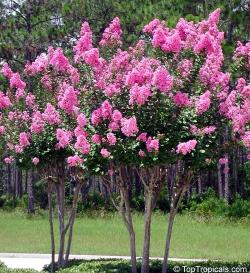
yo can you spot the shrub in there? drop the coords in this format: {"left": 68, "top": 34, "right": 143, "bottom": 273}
{"left": 43, "top": 259, "right": 250, "bottom": 273}
{"left": 185, "top": 188, "right": 228, "bottom": 219}
{"left": 227, "top": 195, "right": 250, "bottom": 218}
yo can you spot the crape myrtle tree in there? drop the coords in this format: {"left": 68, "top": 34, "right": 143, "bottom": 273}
{"left": 0, "top": 46, "right": 93, "bottom": 271}
{"left": 0, "top": 9, "right": 247, "bottom": 273}
{"left": 72, "top": 10, "right": 232, "bottom": 273}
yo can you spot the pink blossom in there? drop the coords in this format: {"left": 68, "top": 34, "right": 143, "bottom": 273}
{"left": 74, "top": 135, "right": 90, "bottom": 154}
{"left": 121, "top": 116, "right": 139, "bottom": 137}
{"left": 56, "top": 129, "right": 72, "bottom": 148}
{"left": 173, "top": 91, "right": 191, "bottom": 107}
{"left": 41, "top": 74, "right": 52, "bottom": 90}
{"left": 91, "top": 109, "right": 102, "bottom": 126}
{"left": 1, "top": 63, "right": 13, "bottom": 78}
{"left": 100, "top": 17, "right": 122, "bottom": 47}
{"left": 19, "top": 132, "right": 30, "bottom": 147}
{"left": 100, "top": 148, "right": 111, "bottom": 158}
{"left": 153, "top": 67, "right": 173, "bottom": 93}
{"left": 15, "top": 88, "right": 25, "bottom": 99}
{"left": 129, "top": 84, "right": 152, "bottom": 106}
{"left": 176, "top": 140, "right": 197, "bottom": 155}
{"left": 203, "top": 126, "right": 216, "bottom": 135}
{"left": 4, "top": 156, "right": 14, "bottom": 164}
{"left": 0, "top": 126, "right": 5, "bottom": 135}
{"left": 67, "top": 155, "right": 83, "bottom": 167}
{"left": 74, "top": 126, "right": 88, "bottom": 138}
{"left": 74, "top": 22, "right": 93, "bottom": 62}
{"left": 101, "top": 100, "right": 113, "bottom": 119}
{"left": 30, "top": 111, "right": 45, "bottom": 133}
{"left": 107, "top": 132, "right": 117, "bottom": 146}
{"left": 42, "top": 103, "right": 61, "bottom": 125}
{"left": 68, "top": 66, "right": 80, "bottom": 85}
{"left": 25, "top": 53, "right": 48, "bottom": 75}
{"left": 83, "top": 48, "right": 101, "bottom": 68}
{"left": 177, "top": 59, "right": 193, "bottom": 77}
{"left": 242, "top": 131, "right": 250, "bottom": 148}
{"left": 219, "top": 157, "right": 228, "bottom": 165}
{"left": 161, "top": 32, "right": 181, "bottom": 53}
{"left": 15, "top": 145, "right": 23, "bottom": 154}
{"left": 108, "top": 121, "right": 120, "bottom": 131}
{"left": 10, "top": 73, "right": 26, "bottom": 90}
{"left": 138, "top": 150, "right": 146, "bottom": 157}
{"left": 0, "top": 92, "right": 12, "bottom": 109}
{"left": 32, "top": 157, "right": 40, "bottom": 165}
{"left": 92, "top": 134, "right": 102, "bottom": 144}
{"left": 146, "top": 137, "right": 159, "bottom": 153}
{"left": 143, "top": 19, "right": 162, "bottom": 33}
{"left": 112, "top": 110, "right": 123, "bottom": 122}
{"left": 58, "top": 83, "right": 78, "bottom": 114}
{"left": 25, "top": 93, "right": 36, "bottom": 108}
{"left": 137, "top": 132, "right": 148, "bottom": 142}
{"left": 49, "top": 47, "right": 70, "bottom": 71}
{"left": 77, "top": 113, "right": 87, "bottom": 127}
{"left": 104, "top": 84, "right": 120, "bottom": 97}
{"left": 196, "top": 91, "right": 211, "bottom": 115}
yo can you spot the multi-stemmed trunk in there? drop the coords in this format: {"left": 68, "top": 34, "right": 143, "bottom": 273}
{"left": 43, "top": 161, "right": 83, "bottom": 272}
{"left": 103, "top": 165, "right": 137, "bottom": 273}
{"left": 162, "top": 169, "right": 193, "bottom": 273}
{"left": 136, "top": 166, "right": 166, "bottom": 273}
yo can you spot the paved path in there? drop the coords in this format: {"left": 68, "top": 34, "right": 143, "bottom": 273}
{"left": 0, "top": 253, "right": 208, "bottom": 271}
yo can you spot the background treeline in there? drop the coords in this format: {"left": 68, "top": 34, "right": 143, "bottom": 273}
{"left": 0, "top": 0, "right": 250, "bottom": 216}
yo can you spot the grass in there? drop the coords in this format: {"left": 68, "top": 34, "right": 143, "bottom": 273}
{"left": 0, "top": 210, "right": 249, "bottom": 261}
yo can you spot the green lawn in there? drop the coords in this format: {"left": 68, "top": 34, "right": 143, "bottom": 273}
{"left": 0, "top": 211, "right": 249, "bottom": 261}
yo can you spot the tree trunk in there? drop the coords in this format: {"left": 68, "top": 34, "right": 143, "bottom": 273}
{"left": 141, "top": 193, "right": 154, "bottom": 273}
{"left": 122, "top": 187, "right": 137, "bottom": 273}
{"left": 217, "top": 163, "right": 223, "bottom": 199}
{"left": 162, "top": 208, "right": 176, "bottom": 273}
{"left": 65, "top": 182, "right": 82, "bottom": 263}
{"left": 224, "top": 153, "right": 229, "bottom": 202}
{"left": 47, "top": 180, "right": 55, "bottom": 273}
{"left": 56, "top": 181, "right": 66, "bottom": 267}
{"left": 162, "top": 169, "right": 193, "bottom": 273}
{"left": 27, "top": 170, "right": 35, "bottom": 214}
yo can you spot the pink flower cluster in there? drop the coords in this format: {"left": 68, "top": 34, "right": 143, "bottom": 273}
{"left": 219, "top": 157, "right": 228, "bottom": 165}
{"left": 74, "top": 22, "right": 93, "bottom": 62}
{"left": 196, "top": 91, "right": 211, "bottom": 115}
{"left": 67, "top": 155, "right": 83, "bottom": 167}
{"left": 58, "top": 83, "right": 79, "bottom": 114}
{"left": 0, "top": 92, "right": 12, "bottom": 109}
{"left": 30, "top": 111, "right": 45, "bottom": 133}
{"left": 121, "top": 116, "right": 139, "bottom": 137}
{"left": 74, "top": 135, "right": 90, "bottom": 154}
{"left": 42, "top": 103, "right": 61, "bottom": 125}
{"left": 190, "top": 125, "right": 216, "bottom": 136}
{"left": 99, "top": 17, "right": 122, "bottom": 47}
{"left": 32, "top": 157, "right": 40, "bottom": 165}
{"left": 176, "top": 140, "right": 197, "bottom": 155}
{"left": 56, "top": 129, "right": 72, "bottom": 148}
{"left": 19, "top": 132, "right": 30, "bottom": 148}
{"left": 129, "top": 84, "right": 152, "bottom": 105}
{"left": 173, "top": 91, "right": 191, "bottom": 107}
{"left": 153, "top": 67, "right": 173, "bottom": 93}
{"left": 100, "top": 148, "right": 111, "bottom": 158}
{"left": 234, "top": 41, "right": 250, "bottom": 68}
